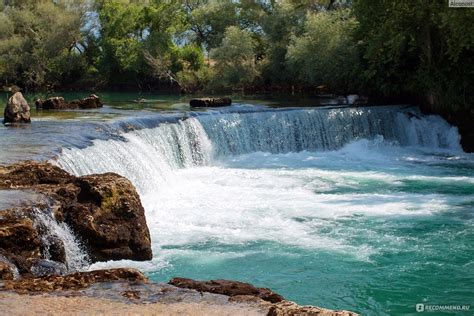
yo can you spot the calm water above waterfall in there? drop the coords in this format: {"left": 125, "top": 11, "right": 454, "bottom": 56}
{"left": 2, "top": 95, "right": 472, "bottom": 315}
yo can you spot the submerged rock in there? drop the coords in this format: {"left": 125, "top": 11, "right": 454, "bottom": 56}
{"left": 4, "top": 92, "right": 31, "bottom": 124}
{"left": 30, "top": 259, "right": 67, "bottom": 277}
{"left": 0, "top": 161, "right": 152, "bottom": 278}
{"left": 36, "top": 94, "right": 102, "bottom": 110}
{"left": 169, "top": 277, "right": 284, "bottom": 303}
{"left": 190, "top": 97, "right": 232, "bottom": 107}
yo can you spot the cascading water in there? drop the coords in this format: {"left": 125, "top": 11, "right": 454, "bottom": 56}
{"left": 33, "top": 208, "right": 90, "bottom": 272}
{"left": 57, "top": 106, "right": 461, "bottom": 187}
{"left": 54, "top": 105, "right": 473, "bottom": 315}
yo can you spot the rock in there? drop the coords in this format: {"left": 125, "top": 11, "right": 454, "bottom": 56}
{"left": 190, "top": 97, "right": 232, "bottom": 107}
{"left": 35, "top": 97, "right": 67, "bottom": 110}
{"left": 30, "top": 259, "right": 67, "bottom": 277}
{"left": 268, "top": 300, "right": 358, "bottom": 316}
{"left": 1, "top": 268, "right": 148, "bottom": 293}
{"left": 36, "top": 94, "right": 103, "bottom": 110}
{"left": 0, "top": 160, "right": 73, "bottom": 187}
{"left": 0, "top": 257, "right": 15, "bottom": 280}
{"left": 4, "top": 92, "right": 31, "bottom": 124}
{"left": 65, "top": 173, "right": 152, "bottom": 262}
{"left": 0, "top": 269, "right": 357, "bottom": 315}
{"left": 169, "top": 277, "right": 284, "bottom": 303}
{"left": 0, "top": 161, "right": 152, "bottom": 276}
{"left": 68, "top": 94, "right": 103, "bottom": 109}
{"left": 0, "top": 209, "right": 42, "bottom": 275}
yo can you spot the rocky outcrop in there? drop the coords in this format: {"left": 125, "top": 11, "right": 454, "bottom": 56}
{"left": 190, "top": 97, "right": 232, "bottom": 107}
{"left": 0, "top": 161, "right": 152, "bottom": 278}
{"left": 1, "top": 268, "right": 147, "bottom": 293}
{"left": 67, "top": 174, "right": 152, "bottom": 261}
{"left": 169, "top": 278, "right": 358, "bottom": 315}
{"left": 169, "top": 277, "right": 284, "bottom": 303}
{"left": 0, "top": 210, "right": 42, "bottom": 275}
{"left": 35, "top": 94, "right": 102, "bottom": 110}
{"left": 3, "top": 92, "right": 31, "bottom": 124}
{"left": 0, "top": 269, "right": 357, "bottom": 315}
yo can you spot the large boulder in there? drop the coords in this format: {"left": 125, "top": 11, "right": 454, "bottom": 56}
{"left": 65, "top": 174, "right": 152, "bottom": 262}
{"left": 4, "top": 92, "right": 31, "bottom": 124}
{"left": 36, "top": 94, "right": 103, "bottom": 110}
{"left": 0, "top": 161, "right": 152, "bottom": 278}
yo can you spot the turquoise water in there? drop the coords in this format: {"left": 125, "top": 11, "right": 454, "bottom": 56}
{"left": 54, "top": 105, "right": 473, "bottom": 315}
{"left": 137, "top": 146, "right": 474, "bottom": 315}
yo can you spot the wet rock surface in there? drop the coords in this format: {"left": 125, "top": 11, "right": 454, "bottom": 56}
{"left": 1, "top": 268, "right": 147, "bottom": 292}
{"left": 0, "top": 161, "right": 152, "bottom": 277}
{"left": 3, "top": 92, "right": 30, "bottom": 124}
{"left": 35, "top": 94, "right": 103, "bottom": 110}
{"left": 169, "top": 277, "right": 284, "bottom": 303}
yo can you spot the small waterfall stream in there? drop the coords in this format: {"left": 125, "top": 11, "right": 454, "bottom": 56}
{"left": 33, "top": 209, "right": 90, "bottom": 272}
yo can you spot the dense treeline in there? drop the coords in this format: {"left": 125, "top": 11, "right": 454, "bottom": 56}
{"left": 1, "top": 0, "right": 473, "bottom": 112}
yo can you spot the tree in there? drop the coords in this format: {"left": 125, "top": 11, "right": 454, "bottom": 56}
{"left": 353, "top": 0, "right": 474, "bottom": 110}
{"left": 286, "top": 9, "right": 360, "bottom": 92}
{"left": 210, "top": 26, "right": 258, "bottom": 89}
{"left": 0, "top": 1, "right": 85, "bottom": 89}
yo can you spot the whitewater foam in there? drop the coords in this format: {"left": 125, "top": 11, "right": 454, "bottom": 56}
{"left": 55, "top": 106, "right": 469, "bottom": 269}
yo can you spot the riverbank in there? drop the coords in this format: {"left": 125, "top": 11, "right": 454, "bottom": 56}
{"left": 0, "top": 275, "right": 356, "bottom": 316}
{"left": 0, "top": 160, "right": 357, "bottom": 315}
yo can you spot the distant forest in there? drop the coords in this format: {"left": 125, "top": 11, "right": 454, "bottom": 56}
{"left": 1, "top": 0, "right": 473, "bottom": 112}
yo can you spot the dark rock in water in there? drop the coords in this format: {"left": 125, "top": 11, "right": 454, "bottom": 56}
{"left": 35, "top": 97, "right": 67, "bottom": 110}
{"left": 36, "top": 94, "right": 103, "bottom": 110}
{"left": 190, "top": 97, "right": 232, "bottom": 107}
{"left": 40, "top": 234, "right": 66, "bottom": 264}
{"left": 69, "top": 94, "right": 103, "bottom": 109}
{"left": 0, "top": 161, "right": 152, "bottom": 278}
{"left": 4, "top": 92, "right": 31, "bottom": 124}
{"left": 1, "top": 268, "right": 148, "bottom": 292}
{"left": 30, "top": 259, "right": 67, "bottom": 277}
{"left": 169, "top": 277, "right": 285, "bottom": 303}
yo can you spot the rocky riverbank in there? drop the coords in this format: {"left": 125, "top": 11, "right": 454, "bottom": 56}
{"left": 0, "top": 160, "right": 357, "bottom": 315}
{"left": 0, "top": 160, "right": 151, "bottom": 278}
{"left": 0, "top": 268, "right": 357, "bottom": 315}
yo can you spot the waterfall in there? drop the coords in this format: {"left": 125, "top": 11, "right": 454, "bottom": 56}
{"left": 33, "top": 208, "right": 90, "bottom": 272}
{"left": 56, "top": 106, "right": 462, "bottom": 193}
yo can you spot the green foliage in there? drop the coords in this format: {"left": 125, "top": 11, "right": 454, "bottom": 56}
{"left": 353, "top": 0, "right": 474, "bottom": 110}
{"left": 185, "top": 0, "right": 239, "bottom": 50}
{"left": 0, "top": 1, "right": 84, "bottom": 89}
{"left": 0, "top": 0, "right": 472, "bottom": 116}
{"left": 211, "top": 26, "right": 258, "bottom": 89}
{"left": 286, "top": 9, "right": 359, "bottom": 92}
